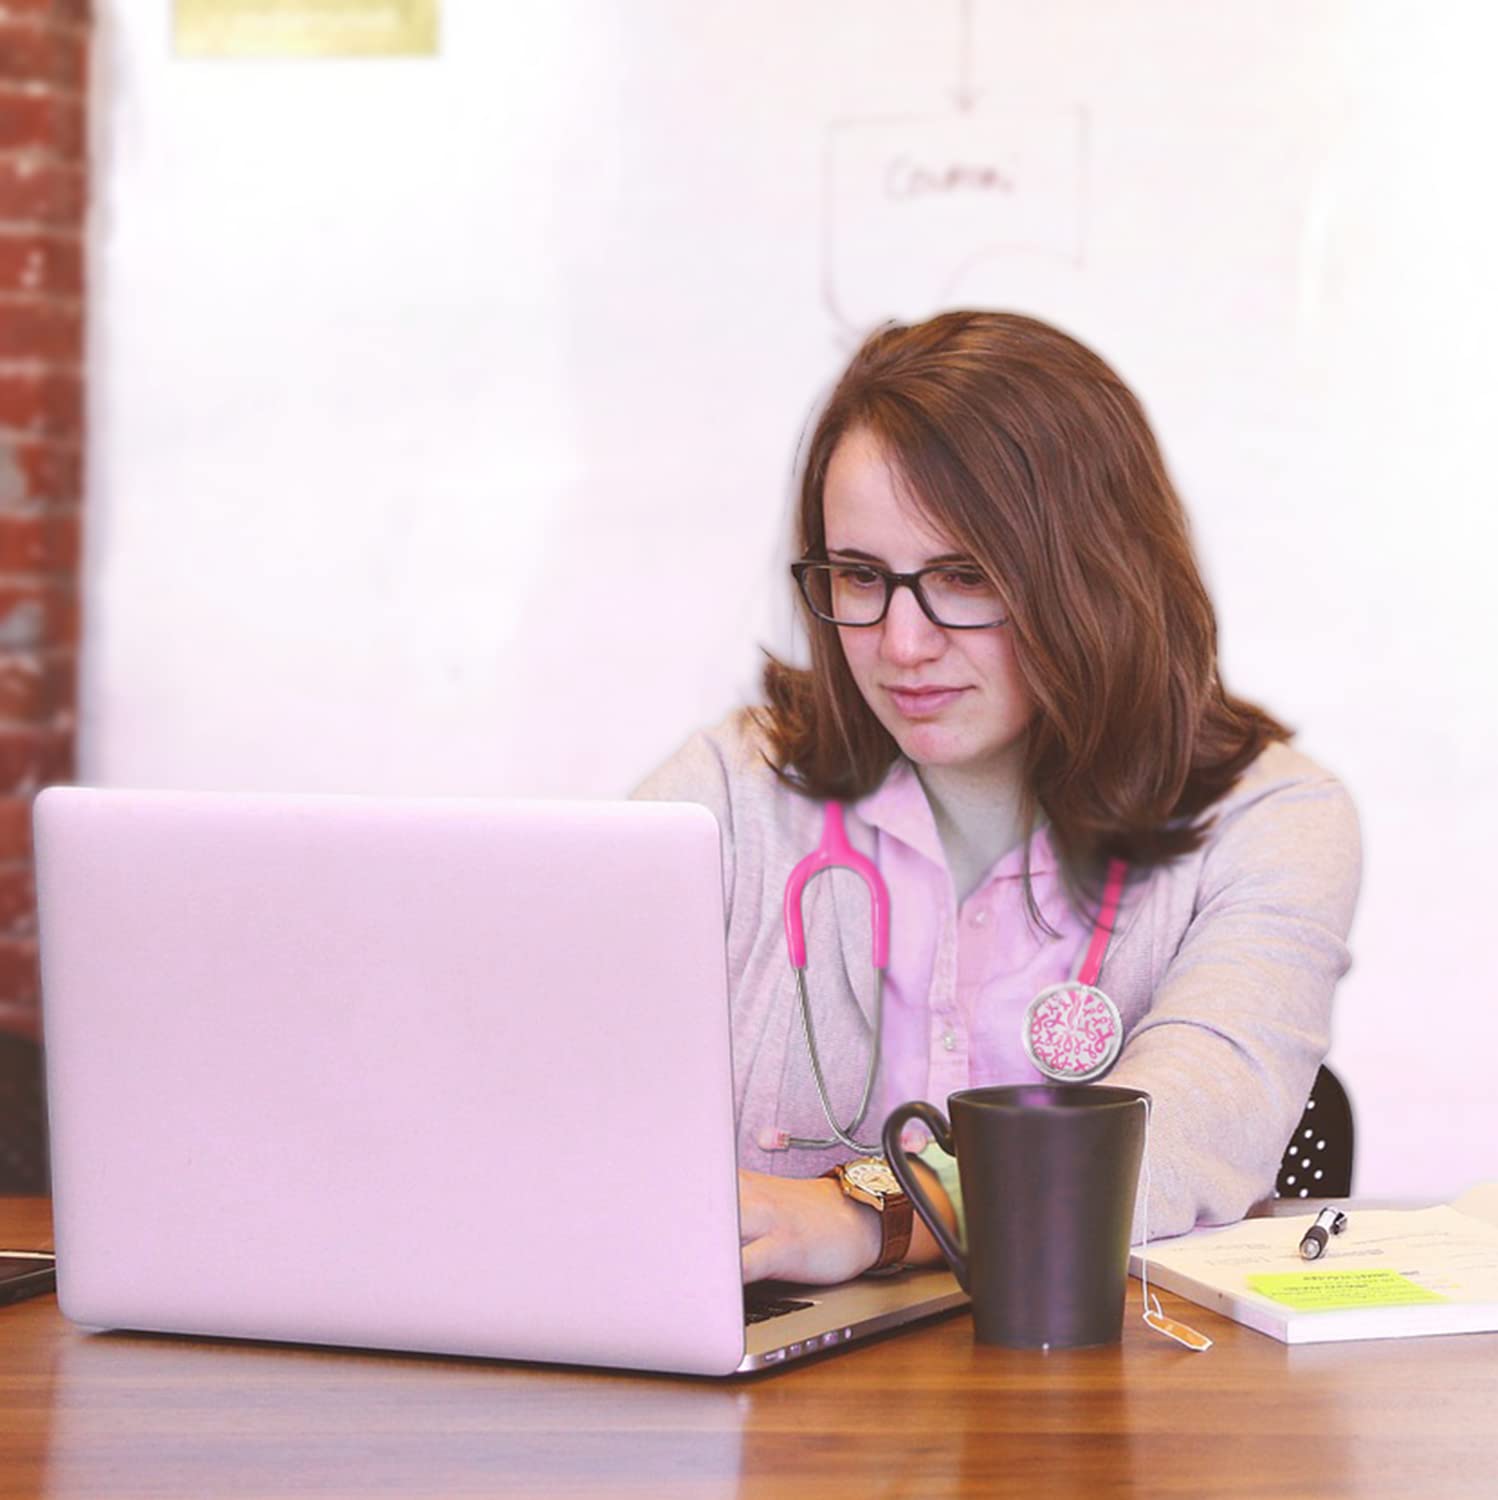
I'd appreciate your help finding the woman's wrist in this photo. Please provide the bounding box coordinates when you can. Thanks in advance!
[823,1176,885,1273]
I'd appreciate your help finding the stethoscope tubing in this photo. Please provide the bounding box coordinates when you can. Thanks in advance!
[782,800,1129,1156]
[782,800,890,1152]
[787,968,885,1152]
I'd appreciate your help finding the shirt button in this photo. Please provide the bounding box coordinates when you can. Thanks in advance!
[970,909,989,926]
[942,1028,957,1051]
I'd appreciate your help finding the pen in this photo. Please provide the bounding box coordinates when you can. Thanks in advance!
[1299,1207,1348,1260]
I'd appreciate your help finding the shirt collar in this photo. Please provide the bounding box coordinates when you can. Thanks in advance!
[852,758,1060,881]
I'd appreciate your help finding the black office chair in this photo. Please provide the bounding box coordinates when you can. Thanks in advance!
[1274,1063,1353,1199]
[0,1033,49,1195]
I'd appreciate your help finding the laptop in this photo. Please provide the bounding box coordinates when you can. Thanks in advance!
[34,787,966,1376]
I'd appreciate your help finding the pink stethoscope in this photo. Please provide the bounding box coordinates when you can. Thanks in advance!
[781,800,1130,1153]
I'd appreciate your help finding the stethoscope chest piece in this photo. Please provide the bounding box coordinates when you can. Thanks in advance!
[1019,856,1130,1084]
[1021,982,1124,1083]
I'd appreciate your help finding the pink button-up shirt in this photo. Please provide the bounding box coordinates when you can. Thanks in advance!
[854,759,1093,1133]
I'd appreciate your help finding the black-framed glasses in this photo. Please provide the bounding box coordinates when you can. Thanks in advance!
[791,559,1009,629]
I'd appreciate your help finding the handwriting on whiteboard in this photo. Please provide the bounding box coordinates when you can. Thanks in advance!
[823,109,1088,336]
[885,158,1015,199]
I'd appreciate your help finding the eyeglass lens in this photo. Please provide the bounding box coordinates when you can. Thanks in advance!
[798,563,1004,627]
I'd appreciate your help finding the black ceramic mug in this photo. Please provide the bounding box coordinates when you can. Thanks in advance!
[884,1084,1149,1349]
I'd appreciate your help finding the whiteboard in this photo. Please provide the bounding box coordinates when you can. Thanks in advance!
[85,0,1498,1198]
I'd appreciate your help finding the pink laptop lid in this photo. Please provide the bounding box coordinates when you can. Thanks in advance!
[35,788,747,1376]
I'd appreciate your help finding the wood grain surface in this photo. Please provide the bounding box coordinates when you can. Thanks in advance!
[3,1196,1495,1499]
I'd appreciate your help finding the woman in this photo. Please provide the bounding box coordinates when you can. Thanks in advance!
[634,310,1361,1284]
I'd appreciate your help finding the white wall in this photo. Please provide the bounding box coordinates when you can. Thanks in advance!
[84,1,1498,1198]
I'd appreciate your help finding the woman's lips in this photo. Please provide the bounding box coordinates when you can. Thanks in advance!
[886,686,968,718]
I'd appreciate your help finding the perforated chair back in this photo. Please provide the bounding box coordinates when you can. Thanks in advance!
[0,1034,49,1195]
[1275,1063,1353,1199]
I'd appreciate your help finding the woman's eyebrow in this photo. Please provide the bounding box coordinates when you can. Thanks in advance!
[826,546,975,566]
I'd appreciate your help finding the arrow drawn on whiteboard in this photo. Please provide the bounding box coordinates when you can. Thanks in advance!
[820,123,872,348]
[951,0,982,113]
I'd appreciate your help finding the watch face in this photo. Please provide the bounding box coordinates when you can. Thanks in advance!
[845,1158,899,1198]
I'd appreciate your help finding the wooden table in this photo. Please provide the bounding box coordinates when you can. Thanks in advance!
[3,1197,1495,1499]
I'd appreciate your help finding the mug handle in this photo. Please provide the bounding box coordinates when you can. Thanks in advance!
[883,1101,968,1292]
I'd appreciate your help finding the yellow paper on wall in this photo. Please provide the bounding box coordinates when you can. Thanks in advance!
[175,0,438,58]
[1247,1269,1449,1312]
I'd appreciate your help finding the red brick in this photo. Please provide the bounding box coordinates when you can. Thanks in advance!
[0,86,83,157]
[0,20,87,92]
[0,14,81,958]
[0,998,37,1042]
[0,724,70,789]
[0,91,51,152]
[0,796,29,860]
[0,654,36,718]
[0,157,85,223]
[0,860,33,927]
[0,910,34,941]
[0,649,71,720]
[0,509,77,568]
[0,298,80,360]
[0,934,38,1005]
[0,435,80,504]
[0,230,80,294]
[0,577,75,649]
[0,580,45,645]
[0,367,79,436]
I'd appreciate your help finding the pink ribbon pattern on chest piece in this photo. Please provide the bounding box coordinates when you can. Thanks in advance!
[1025,984,1122,1079]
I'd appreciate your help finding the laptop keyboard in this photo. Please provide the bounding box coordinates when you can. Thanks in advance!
[743,1289,816,1326]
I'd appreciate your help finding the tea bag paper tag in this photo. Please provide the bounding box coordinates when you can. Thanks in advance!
[1143,1303,1214,1351]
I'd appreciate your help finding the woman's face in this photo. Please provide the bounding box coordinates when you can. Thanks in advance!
[821,426,1034,777]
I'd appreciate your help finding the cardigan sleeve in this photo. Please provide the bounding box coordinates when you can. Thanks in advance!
[630,724,740,920]
[1106,769,1363,1242]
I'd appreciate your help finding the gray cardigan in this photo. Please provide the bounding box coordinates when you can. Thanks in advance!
[634,710,1362,1239]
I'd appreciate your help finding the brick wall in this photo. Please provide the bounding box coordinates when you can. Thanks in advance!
[0,0,88,1044]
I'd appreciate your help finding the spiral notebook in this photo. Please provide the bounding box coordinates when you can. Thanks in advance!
[1130,1183,1498,1345]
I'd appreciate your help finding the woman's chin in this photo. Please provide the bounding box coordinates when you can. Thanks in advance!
[893,723,974,768]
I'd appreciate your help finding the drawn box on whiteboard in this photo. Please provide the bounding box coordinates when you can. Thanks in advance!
[823,109,1086,332]
[175,0,439,58]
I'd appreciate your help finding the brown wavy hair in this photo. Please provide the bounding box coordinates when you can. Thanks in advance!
[758,310,1291,931]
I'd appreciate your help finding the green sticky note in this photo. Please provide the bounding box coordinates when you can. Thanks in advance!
[1247,1269,1449,1312]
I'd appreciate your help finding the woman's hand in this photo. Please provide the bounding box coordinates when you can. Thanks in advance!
[738,1162,958,1285]
[737,1169,881,1285]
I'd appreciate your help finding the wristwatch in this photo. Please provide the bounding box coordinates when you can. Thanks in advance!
[823,1156,913,1273]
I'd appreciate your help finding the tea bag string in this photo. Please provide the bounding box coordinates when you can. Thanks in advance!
[1135,1096,1213,1352]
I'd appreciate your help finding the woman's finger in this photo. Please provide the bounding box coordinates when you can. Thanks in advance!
[736,1170,771,1242]
[740,1231,780,1285]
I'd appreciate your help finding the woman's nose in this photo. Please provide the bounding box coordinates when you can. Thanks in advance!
[879,582,945,662]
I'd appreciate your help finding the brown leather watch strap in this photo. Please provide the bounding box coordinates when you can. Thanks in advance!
[872,1190,914,1272]
[823,1161,914,1273]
